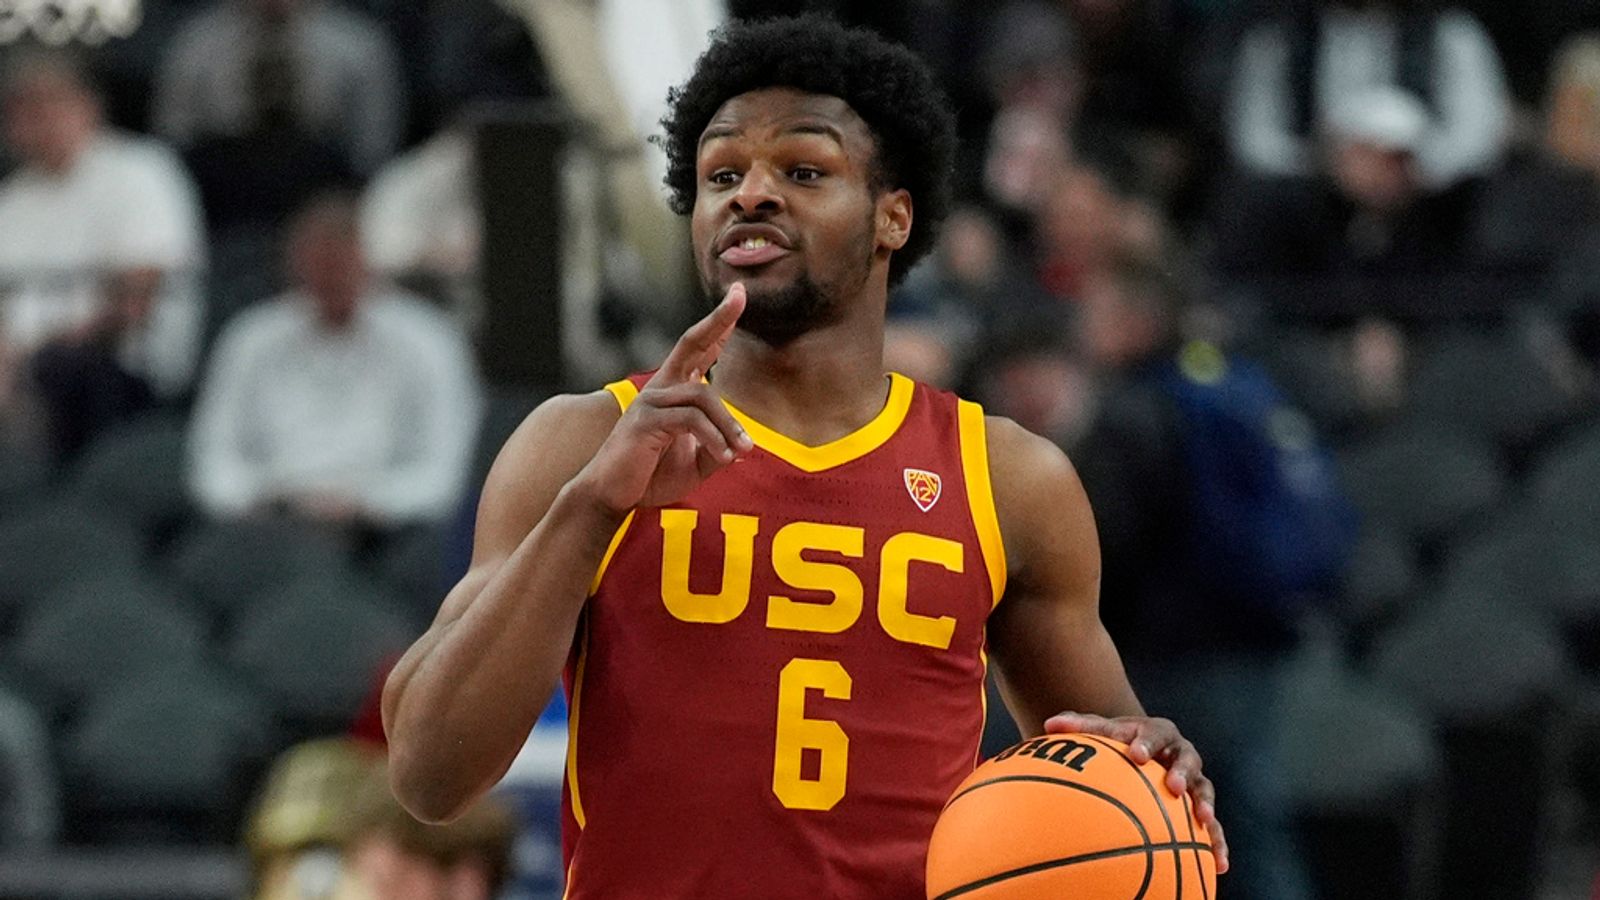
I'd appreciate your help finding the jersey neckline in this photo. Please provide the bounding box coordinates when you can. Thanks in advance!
[722,372,914,473]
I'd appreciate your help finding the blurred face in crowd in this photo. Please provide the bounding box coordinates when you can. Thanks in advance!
[1039,167,1124,266]
[289,205,369,330]
[1329,140,1419,215]
[985,108,1074,214]
[1076,270,1165,370]
[2,62,100,175]
[344,835,495,900]
[691,88,910,345]
[985,349,1097,447]
[939,208,1003,288]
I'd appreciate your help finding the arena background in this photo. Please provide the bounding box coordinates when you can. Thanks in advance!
[0,0,1597,897]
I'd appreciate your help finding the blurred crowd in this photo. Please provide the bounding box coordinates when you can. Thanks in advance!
[2,0,1600,898]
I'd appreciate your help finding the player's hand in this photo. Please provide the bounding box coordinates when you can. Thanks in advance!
[1044,711,1230,874]
[572,283,754,515]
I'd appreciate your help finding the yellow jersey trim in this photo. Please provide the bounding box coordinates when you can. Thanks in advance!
[976,646,990,767]
[603,378,640,412]
[722,372,915,473]
[566,620,591,829]
[958,400,1007,607]
[588,511,636,596]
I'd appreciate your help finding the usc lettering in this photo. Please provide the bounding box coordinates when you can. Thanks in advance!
[657,509,963,650]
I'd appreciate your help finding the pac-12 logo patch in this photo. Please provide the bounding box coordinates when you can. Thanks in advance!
[903,468,942,512]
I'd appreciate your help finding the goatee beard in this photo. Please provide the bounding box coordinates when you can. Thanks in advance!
[704,274,836,346]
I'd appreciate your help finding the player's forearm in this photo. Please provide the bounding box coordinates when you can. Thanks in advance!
[384,480,627,822]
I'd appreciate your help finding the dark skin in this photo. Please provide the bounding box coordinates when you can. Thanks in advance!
[382,87,1228,872]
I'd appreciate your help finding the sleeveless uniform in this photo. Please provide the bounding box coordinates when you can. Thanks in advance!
[561,372,1007,899]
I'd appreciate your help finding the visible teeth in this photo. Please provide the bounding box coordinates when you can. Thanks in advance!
[740,237,770,250]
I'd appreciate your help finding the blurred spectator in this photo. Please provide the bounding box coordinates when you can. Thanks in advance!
[1230,0,1511,191]
[187,192,483,530]
[1548,34,1600,180]
[1072,254,1354,900]
[359,125,479,318]
[153,0,404,178]
[886,206,1032,386]
[339,761,515,900]
[970,322,1099,450]
[244,738,373,900]
[1213,85,1481,277]
[1036,163,1171,299]
[0,47,205,462]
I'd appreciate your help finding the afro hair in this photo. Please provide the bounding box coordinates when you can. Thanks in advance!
[658,14,957,287]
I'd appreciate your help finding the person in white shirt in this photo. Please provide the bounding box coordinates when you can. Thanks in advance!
[0,47,205,460]
[188,193,484,528]
[1230,0,1510,191]
[153,0,404,177]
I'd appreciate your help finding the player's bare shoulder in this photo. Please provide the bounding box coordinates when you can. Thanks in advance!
[473,390,625,560]
[982,413,1100,590]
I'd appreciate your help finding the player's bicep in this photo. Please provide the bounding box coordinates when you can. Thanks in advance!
[429,390,622,628]
[984,417,1142,735]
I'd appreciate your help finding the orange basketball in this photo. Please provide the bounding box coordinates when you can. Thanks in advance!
[926,733,1216,900]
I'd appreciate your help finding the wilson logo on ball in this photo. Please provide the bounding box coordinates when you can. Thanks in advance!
[903,468,941,512]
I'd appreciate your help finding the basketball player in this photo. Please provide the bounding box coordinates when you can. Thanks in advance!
[383,16,1228,897]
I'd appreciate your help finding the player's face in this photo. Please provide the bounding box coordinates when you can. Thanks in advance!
[691,88,906,344]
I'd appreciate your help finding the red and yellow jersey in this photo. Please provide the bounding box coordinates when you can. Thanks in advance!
[560,372,1006,899]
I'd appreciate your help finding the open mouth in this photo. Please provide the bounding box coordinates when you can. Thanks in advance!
[719,235,792,267]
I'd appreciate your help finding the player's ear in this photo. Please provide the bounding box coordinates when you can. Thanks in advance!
[878,189,912,252]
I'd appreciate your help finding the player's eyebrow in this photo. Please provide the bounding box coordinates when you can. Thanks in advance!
[698,120,847,150]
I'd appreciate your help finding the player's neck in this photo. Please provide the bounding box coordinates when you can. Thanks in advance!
[712,315,890,448]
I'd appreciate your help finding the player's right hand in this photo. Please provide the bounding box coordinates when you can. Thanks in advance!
[571,282,754,515]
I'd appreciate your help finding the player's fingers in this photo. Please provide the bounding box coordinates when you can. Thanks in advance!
[1043,712,1141,746]
[650,282,746,386]
[642,382,753,455]
[1205,814,1230,874]
[647,407,733,463]
[1126,717,1185,764]
[1158,739,1202,795]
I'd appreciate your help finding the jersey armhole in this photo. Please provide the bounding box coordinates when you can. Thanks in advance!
[603,378,640,413]
[958,400,1008,608]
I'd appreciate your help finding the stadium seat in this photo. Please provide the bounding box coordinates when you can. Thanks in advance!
[164,517,355,625]
[1337,423,1505,544]
[1338,524,1417,633]
[68,413,192,540]
[1254,326,1367,433]
[0,500,145,633]
[0,683,60,849]
[63,663,277,844]
[11,575,208,719]
[1279,641,1441,900]
[1529,422,1600,529]
[227,574,416,733]
[371,524,450,627]
[1407,327,1578,450]
[0,440,50,516]
[1370,598,1572,900]
[1439,510,1600,672]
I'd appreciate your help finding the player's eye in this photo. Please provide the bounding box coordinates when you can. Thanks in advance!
[790,166,823,182]
[708,169,740,186]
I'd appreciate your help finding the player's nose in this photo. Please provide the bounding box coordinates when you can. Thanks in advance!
[729,165,785,217]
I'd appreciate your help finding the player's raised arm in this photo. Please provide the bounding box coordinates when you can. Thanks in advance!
[982,416,1230,873]
[382,285,751,823]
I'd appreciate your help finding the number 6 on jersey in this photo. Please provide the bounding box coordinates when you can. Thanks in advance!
[773,658,852,810]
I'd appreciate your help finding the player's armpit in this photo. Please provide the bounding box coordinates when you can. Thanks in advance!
[981,416,1145,736]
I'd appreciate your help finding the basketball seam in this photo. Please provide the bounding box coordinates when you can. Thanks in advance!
[938,773,1154,900]
[931,841,1213,900]
[1180,790,1212,900]
[1076,735,1182,900]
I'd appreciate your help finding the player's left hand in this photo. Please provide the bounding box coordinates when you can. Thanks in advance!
[1044,711,1229,874]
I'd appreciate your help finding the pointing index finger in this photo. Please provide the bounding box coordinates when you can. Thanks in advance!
[652,282,746,385]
